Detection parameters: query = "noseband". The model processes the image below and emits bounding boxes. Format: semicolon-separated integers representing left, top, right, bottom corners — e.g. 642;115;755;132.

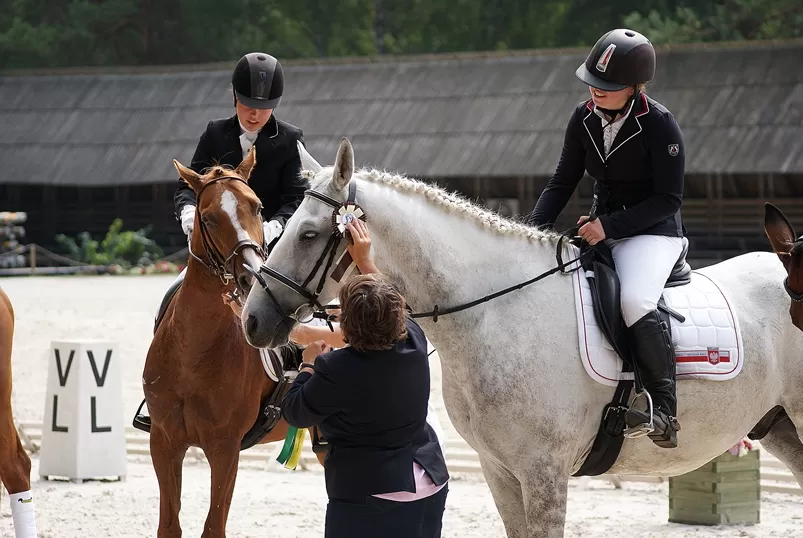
247;181;362;324
189;175;267;292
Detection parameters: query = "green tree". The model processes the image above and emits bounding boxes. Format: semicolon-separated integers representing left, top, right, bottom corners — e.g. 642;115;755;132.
625;0;803;43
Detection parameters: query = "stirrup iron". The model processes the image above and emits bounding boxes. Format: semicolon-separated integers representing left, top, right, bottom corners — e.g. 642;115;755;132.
623;390;654;439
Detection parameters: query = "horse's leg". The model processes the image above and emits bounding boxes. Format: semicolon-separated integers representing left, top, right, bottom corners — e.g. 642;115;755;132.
0;416;37;538
0;421;30;493
201;442;240;538
150;427;188;538
0;292;37;538
518;457;569;538
478;456;527;538
760;413;803;487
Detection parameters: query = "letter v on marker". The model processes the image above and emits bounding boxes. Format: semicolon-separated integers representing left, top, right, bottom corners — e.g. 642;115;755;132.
87;349;112;387
55;349;75;386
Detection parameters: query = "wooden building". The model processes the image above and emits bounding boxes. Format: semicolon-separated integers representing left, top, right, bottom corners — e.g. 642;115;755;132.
1;39;802;264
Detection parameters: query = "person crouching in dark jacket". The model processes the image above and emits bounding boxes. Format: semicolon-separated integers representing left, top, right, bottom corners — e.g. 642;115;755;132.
281;245;449;538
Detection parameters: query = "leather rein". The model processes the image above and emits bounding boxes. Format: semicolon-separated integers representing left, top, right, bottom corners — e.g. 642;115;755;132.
247;182;594;325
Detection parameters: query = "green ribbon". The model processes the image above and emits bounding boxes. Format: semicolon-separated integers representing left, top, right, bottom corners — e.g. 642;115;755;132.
276;426;299;465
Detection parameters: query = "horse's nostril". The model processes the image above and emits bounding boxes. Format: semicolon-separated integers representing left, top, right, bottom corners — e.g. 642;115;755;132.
246;314;258;335
238;275;251;293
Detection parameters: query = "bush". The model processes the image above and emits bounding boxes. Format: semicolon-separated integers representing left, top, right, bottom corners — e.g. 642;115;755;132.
55;218;164;269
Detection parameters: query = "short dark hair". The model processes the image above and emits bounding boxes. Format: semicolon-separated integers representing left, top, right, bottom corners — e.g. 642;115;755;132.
338;274;408;352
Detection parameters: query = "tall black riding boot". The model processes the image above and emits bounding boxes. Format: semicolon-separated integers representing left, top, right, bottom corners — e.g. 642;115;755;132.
624;309;680;448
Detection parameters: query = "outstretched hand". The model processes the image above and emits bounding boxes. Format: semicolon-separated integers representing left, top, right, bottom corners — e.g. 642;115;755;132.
346;220;379;274
222;292;243;317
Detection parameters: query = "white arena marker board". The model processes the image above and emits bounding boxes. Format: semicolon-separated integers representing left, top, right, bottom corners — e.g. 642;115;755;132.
39;340;127;482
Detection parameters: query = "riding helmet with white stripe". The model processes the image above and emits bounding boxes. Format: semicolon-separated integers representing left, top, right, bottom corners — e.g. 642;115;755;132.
231;52;284;110
576;29;656;92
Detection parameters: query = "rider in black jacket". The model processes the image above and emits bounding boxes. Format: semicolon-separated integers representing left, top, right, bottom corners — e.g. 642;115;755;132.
174;52;308;249
526;29;686;448
133;52;309;433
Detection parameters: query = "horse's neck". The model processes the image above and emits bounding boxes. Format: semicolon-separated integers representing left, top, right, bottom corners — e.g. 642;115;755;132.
175;259;240;342
362;181;557;322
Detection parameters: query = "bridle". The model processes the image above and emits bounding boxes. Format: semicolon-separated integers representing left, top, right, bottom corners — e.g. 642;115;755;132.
246;180;592;327
245;181;363;325
189;175;267;298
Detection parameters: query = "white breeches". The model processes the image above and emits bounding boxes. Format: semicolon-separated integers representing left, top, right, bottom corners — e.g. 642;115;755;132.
604;235;685;327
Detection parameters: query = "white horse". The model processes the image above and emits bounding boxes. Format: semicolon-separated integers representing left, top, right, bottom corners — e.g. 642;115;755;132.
241;137;803;537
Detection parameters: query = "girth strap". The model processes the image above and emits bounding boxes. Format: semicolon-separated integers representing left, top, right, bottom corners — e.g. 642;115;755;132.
572;374;634;477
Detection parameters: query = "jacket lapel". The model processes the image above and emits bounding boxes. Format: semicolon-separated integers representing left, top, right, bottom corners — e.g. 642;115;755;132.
607;93;649;159
253;116;279;159
220;115;243;166
582;101;606;163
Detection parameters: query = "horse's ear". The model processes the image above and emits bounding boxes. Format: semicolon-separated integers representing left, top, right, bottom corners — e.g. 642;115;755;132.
764;202;796;271
235;146;257;182
332;137;354;191
173;159;203;193
297;140;323;174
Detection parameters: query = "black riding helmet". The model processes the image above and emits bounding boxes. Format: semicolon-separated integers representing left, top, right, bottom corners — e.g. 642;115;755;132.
231;52;284;110
575;29;655;92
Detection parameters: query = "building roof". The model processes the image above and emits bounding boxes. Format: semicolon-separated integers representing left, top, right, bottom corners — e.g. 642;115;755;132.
1;39;802;185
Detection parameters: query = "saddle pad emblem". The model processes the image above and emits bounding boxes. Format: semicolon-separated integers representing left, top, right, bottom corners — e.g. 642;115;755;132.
668;144;679;156
708;347;721;365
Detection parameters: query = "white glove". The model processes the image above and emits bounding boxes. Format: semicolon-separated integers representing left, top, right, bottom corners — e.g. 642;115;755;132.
263;220;283;244
180;205;196;237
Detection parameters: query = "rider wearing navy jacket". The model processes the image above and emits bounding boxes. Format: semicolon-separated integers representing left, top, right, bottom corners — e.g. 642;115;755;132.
526;29;686;449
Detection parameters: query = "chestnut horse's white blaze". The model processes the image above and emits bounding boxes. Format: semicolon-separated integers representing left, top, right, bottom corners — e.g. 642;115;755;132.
221;190;264;272
221;190;251;242
242;138;803;538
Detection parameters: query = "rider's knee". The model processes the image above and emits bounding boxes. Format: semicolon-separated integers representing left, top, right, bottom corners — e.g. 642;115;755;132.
620;291;655;328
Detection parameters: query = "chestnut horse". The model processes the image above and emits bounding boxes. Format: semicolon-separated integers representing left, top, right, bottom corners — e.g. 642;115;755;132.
0;287;38;538
140;148;322;538
764;202;803;331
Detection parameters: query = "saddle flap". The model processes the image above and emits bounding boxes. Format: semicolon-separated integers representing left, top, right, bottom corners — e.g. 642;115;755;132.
586;260;629;364
580;243;631;365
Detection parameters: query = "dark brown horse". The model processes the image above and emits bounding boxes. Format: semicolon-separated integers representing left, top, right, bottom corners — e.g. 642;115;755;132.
140;148;323;538
0;287;38;537
764;202;803;331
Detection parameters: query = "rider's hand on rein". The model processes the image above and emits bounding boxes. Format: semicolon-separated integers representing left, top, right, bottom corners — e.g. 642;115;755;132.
577;215;606;246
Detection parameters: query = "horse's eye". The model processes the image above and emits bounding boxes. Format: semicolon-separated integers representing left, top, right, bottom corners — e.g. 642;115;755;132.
301;231;318;240
255;203;263;215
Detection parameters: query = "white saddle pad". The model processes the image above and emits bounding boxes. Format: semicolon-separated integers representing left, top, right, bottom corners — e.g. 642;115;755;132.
567;246;744;387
